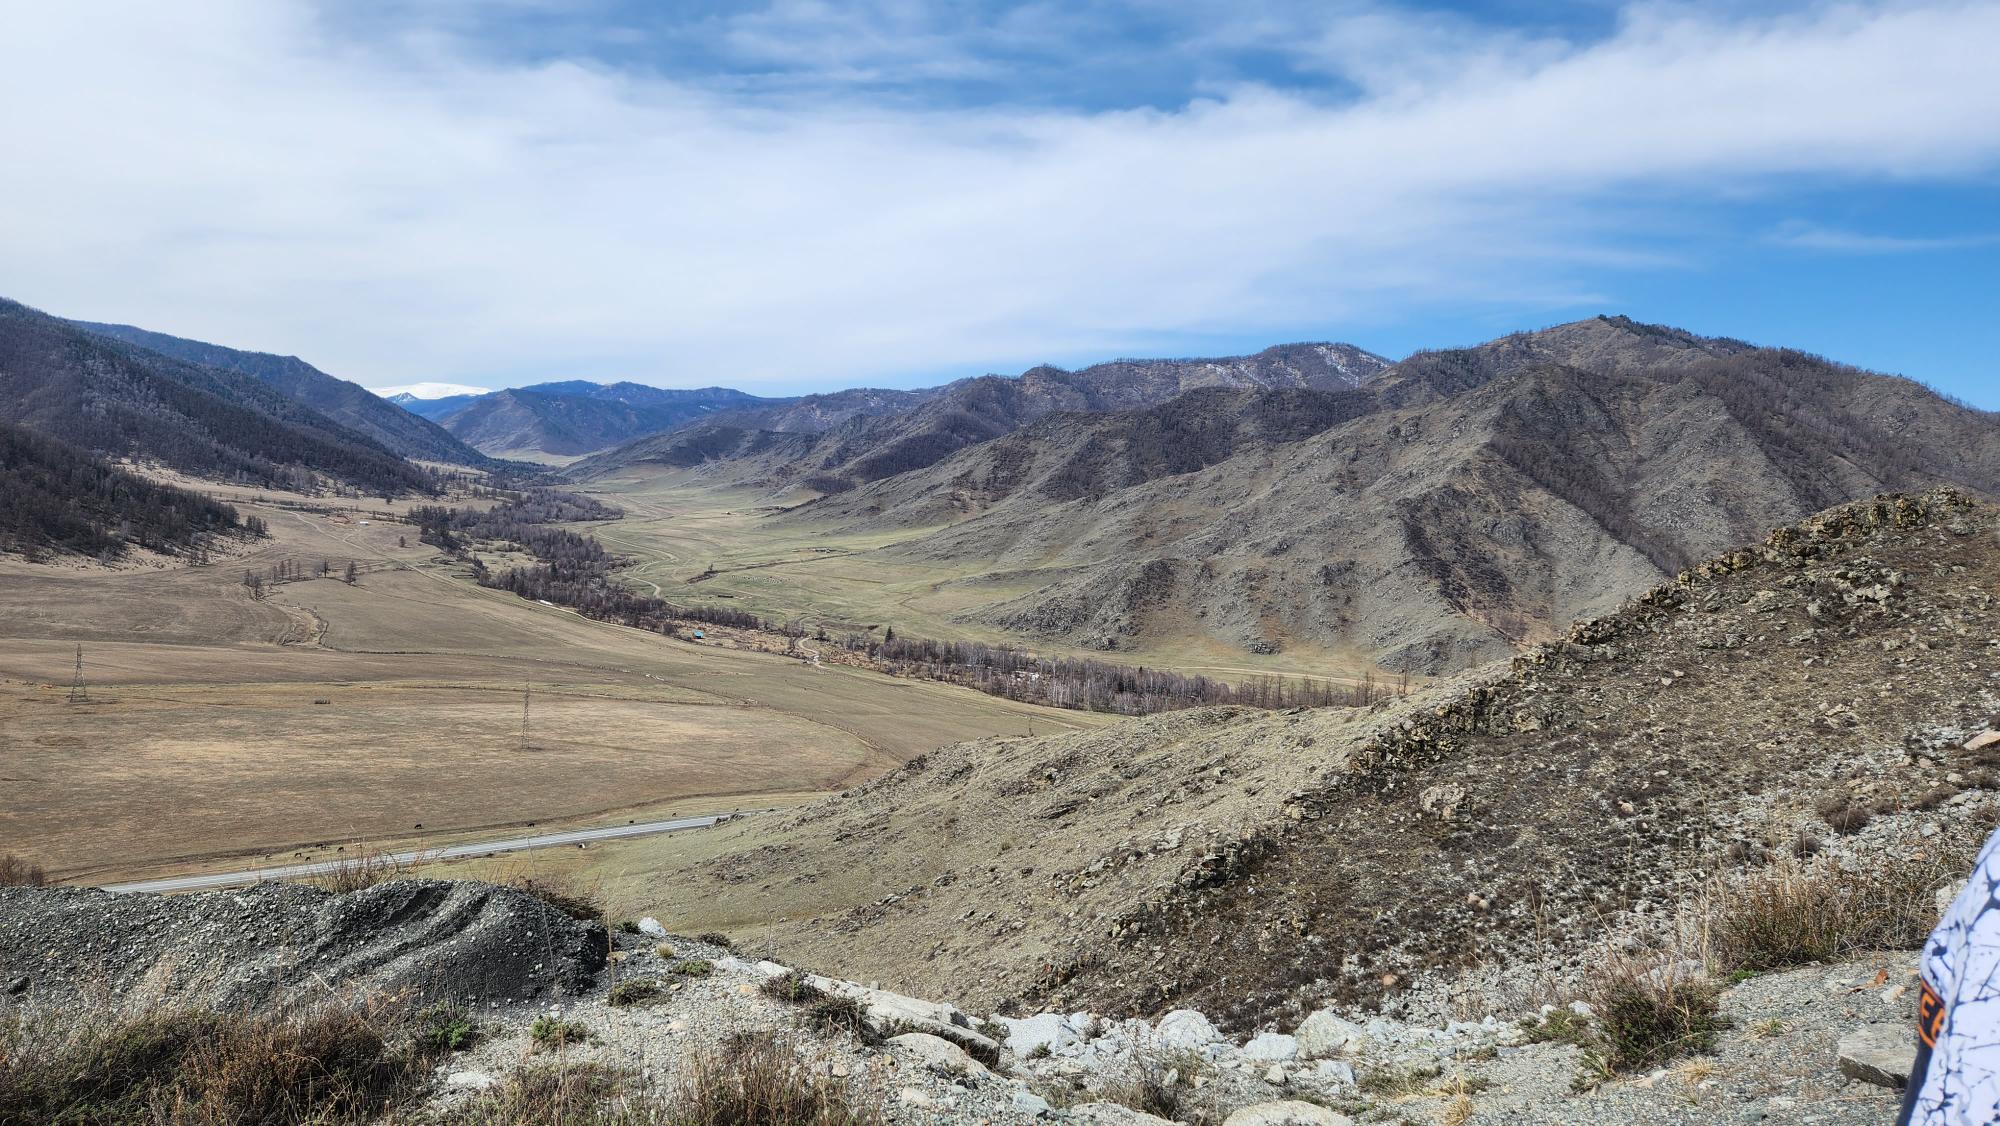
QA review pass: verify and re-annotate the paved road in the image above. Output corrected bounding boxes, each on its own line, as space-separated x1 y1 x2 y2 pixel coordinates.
98 812 745 894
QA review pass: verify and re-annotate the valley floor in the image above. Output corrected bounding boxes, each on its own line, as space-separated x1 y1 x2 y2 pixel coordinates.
0 483 1101 882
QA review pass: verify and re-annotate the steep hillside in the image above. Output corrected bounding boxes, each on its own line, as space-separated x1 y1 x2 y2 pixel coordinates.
0 420 244 561
784 317 2000 672
569 342 1388 486
619 489 2000 1030
435 382 783 456
0 298 435 496
72 321 490 466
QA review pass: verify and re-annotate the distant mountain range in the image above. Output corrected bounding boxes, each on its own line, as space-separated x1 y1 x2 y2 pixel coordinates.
567 342 1390 484
407 382 788 458
569 316 2000 673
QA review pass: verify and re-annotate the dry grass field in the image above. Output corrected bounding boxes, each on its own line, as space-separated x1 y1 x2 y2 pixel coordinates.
0 482 1104 883
577 467 1379 684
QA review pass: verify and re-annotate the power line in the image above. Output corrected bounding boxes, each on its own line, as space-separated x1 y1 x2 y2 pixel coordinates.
68 644 86 704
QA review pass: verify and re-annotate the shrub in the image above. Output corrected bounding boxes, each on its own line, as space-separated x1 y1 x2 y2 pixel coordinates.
761 969 826 1006
670 959 713 978
529 1016 592 1052
655 943 676 960
0 854 47 887
608 980 663 1008
671 1035 879 1126
617 920 643 935
696 932 734 950
1583 957 1725 1075
1518 1008 1591 1047
1814 791 1872 834
410 1002 480 1054
800 994 878 1043
0 1005 435 1124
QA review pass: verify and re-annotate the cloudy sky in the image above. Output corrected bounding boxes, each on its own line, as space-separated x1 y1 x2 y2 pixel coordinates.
3 1 1997 404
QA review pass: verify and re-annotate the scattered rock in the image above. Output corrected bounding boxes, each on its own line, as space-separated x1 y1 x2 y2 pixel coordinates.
1067 1105 1177 1125
1155 1009 1221 1050
1838 1025 1916 1089
1240 1032 1299 1061
1295 1010 1365 1059
1012 1088 1053 1116
637 917 668 937
998 1012 1078 1056
887 1031 989 1077
445 1071 497 1091
1220 1100 1353 1126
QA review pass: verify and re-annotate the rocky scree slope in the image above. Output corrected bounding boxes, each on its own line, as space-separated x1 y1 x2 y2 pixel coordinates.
629 489 2000 1031
784 317 2000 673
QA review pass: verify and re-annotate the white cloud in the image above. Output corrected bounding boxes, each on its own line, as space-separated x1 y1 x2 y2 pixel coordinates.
1 1 1997 389
1767 219 2000 253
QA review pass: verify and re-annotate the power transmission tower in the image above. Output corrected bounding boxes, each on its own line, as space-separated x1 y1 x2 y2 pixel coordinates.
68 644 86 703
520 674 532 752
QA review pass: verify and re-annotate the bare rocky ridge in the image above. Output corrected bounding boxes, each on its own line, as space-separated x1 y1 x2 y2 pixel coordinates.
772 317 2000 672
616 489 2000 1034
567 343 1390 487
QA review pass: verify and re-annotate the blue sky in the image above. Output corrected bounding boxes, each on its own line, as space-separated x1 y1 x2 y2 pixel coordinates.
2 1 1996 405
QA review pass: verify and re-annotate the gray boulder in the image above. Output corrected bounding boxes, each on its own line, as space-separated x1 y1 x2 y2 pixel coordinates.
1838 1025 1916 1089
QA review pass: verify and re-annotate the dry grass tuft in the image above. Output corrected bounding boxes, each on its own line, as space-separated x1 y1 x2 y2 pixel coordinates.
305 847 408 894
439 1062 662 1125
670 1034 880 1126
1701 837 1974 972
0 1004 438 1124
501 872 605 922
1097 1052 1209 1122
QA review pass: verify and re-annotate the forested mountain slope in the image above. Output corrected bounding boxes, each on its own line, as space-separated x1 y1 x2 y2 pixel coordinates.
0 420 246 561
0 298 436 496
72 320 490 466
783 317 2000 672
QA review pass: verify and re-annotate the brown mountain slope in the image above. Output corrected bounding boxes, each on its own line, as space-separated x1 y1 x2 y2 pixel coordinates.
779 317 2000 672
566 342 1388 487
612 488 2000 1031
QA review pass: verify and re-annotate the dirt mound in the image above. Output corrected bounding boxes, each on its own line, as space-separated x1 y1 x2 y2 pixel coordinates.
0 879 608 1012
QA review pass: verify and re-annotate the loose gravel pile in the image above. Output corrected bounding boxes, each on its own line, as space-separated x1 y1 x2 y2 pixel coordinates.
0 879 608 1012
